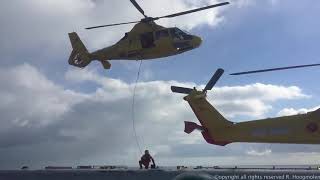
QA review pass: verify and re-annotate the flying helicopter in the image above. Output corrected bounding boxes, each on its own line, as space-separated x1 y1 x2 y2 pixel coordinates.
171 64 320 146
68 0 229 69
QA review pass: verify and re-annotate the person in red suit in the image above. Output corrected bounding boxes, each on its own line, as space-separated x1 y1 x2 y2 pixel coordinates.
139 150 155 169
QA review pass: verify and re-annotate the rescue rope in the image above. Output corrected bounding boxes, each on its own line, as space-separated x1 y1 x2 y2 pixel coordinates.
132 60 143 155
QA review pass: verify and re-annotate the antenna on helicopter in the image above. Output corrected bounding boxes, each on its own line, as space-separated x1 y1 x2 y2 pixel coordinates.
85 1 229 30
171 68 224 94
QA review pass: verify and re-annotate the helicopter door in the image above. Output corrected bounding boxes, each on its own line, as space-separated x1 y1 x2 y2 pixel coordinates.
140 32 155 49
128 36 142 58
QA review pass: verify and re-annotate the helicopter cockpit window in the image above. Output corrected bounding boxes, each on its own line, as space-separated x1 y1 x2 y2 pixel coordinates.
155 29 169 40
170 28 193 40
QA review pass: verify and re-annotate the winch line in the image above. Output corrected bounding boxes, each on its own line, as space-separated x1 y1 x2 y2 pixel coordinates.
131 60 143 155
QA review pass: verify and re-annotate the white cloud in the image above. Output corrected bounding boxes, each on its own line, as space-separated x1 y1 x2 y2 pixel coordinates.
246 149 272 156
277 106 320 116
66 68 308 120
0 63 87 127
211 83 308 102
0 64 311 169
208 83 308 118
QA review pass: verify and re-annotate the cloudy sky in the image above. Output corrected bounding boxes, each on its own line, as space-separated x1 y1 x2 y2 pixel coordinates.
1 0 320 169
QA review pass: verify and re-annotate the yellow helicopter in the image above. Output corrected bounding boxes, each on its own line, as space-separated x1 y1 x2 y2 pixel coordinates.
171 64 320 146
68 0 229 69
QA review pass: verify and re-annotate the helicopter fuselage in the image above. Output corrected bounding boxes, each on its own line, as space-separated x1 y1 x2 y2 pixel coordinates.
69 0 229 69
183 89 320 146
91 22 202 61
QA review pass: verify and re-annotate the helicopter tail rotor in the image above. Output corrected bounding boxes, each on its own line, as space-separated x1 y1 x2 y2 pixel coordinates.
171 86 194 94
171 68 224 95
68 32 93 68
68 32 112 69
203 68 224 92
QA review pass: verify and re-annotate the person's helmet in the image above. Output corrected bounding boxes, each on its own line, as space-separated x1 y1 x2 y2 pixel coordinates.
145 150 149 154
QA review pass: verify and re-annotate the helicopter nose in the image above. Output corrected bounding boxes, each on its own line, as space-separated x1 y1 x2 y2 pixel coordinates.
192 36 202 48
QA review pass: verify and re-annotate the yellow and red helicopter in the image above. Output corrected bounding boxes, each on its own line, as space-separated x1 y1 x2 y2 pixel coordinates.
171 64 320 146
68 0 229 69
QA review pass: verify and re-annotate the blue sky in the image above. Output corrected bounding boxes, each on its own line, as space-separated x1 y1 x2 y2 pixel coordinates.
1 0 320 169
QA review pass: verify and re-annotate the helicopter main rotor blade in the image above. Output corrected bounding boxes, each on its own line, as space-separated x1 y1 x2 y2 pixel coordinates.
171 86 193 94
203 68 224 92
85 20 140 30
130 0 147 17
153 2 229 20
230 63 320 75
